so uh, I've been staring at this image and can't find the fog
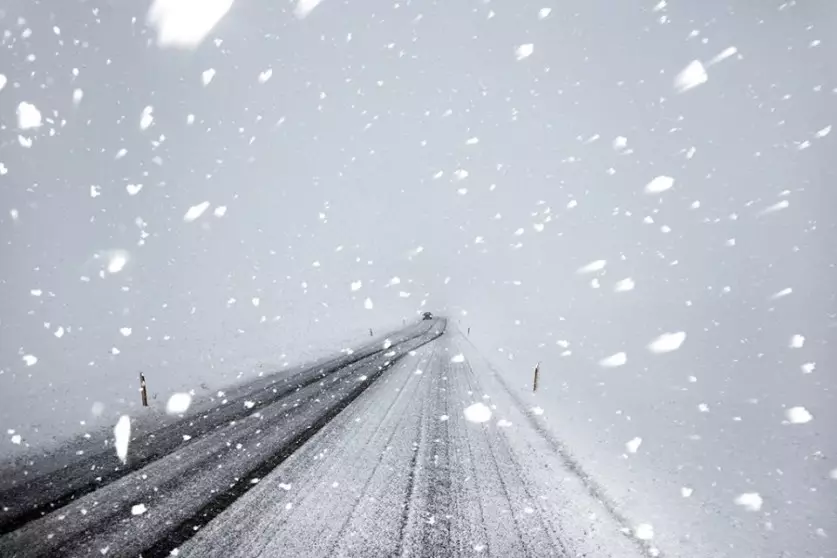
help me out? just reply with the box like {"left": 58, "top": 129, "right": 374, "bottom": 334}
{"left": 1, "top": 1, "right": 835, "bottom": 556}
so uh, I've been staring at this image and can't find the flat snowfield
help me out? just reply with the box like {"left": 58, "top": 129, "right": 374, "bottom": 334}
{"left": 0, "top": 320, "right": 646, "bottom": 557}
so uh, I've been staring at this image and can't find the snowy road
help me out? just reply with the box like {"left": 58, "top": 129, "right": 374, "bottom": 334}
{"left": 0, "top": 320, "right": 648, "bottom": 557}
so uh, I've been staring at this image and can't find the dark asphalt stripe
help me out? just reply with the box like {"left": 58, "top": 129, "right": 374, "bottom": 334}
{"left": 0, "top": 322, "right": 438, "bottom": 536}
{"left": 0, "top": 347, "right": 423, "bottom": 557}
{"left": 42, "top": 359, "right": 373, "bottom": 556}
{"left": 139, "top": 326, "right": 445, "bottom": 558}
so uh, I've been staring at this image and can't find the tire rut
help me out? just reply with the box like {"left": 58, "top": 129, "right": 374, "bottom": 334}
{"left": 0, "top": 322, "right": 446, "bottom": 558}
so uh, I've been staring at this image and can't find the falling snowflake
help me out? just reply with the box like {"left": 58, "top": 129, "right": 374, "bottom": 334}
{"left": 771, "top": 288, "right": 793, "bottom": 299}
{"left": 785, "top": 406, "right": 813, "bottom": 424}
{"left": 645, "top": 175, "right": 675, "bottom": 194}
{"left": 760, "top": 200, "right": 790, "bottom": 215}
{"left": 734, "top": 492, "right": 763, "bottom": 512}
{"left": 183, "top": 201, "right": 211, "bottom": 222}
{"left": 815, "top": 125, "right": 832, "bottom": 138}
{"left": 648, "top": 332, "right": 687, "bottom": 353}
{"left": 634, "top": 523, "right": 654, "bottom": 540}
{"left": 294, "top": 0, "right": 325, "bottom": 19}
{"left": 674, "top": 60, "right": 708, "bottom": 93}
{"left": 599, "top": 352, "right": 627, "bottom": 368}
{"left": 131, "top": 503, "right": 148, "bottom": 516}
{"left": 17, "top": 102, "right": 43, "bottom": 130}
{"left": 577, "top": 260, "right": 607, "bottom": 274}
{"left": 463, "top": 403, "right": 492, "bottom": 423}
{"left": 515, "top": 44, "right": 534, "bottom": 60}
{"left": 114, "top": 415, "right": 131, "bottom": 464}
{"left": 166, "top": 393, "right": 192, "bottom": 414}
{"left": 139, "top": 106, "right": 154, "bottom": 130}
{"left": 147, "top": 0, "right": 234, "bottom": 49}
{"left": 201, "top": 68, "right": 216, "bottom": 86}
{"left": 107, "top": 251, "right": 129, "bottom": 274}
{"left": 708, "top": 46, "right": 738, "bottom": 65}
{"left": 614, "top": 278, "right": 635, "bottom": 292}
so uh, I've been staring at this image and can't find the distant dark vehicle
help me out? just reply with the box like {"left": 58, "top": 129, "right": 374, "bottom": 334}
{"left": 422, "top": 312, "right": 433, "bottom": 320}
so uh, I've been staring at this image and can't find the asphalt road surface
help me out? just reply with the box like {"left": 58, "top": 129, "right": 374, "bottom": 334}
{"left": 0, "top": 319, "right": 649, "bottom": 557}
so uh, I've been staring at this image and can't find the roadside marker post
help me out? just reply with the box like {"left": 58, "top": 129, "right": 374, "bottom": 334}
{"left": 533, "top": 362, "right": 540, "bottom": 392}
{"left": 140, "top": 372, "right": 148, "bottom": 407}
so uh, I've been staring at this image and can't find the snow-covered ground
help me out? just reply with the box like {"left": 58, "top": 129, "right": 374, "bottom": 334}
{"left": 1, "top": 0, "right": 834, "bottom": 556}
{"left": 465, "top": 315, "right": 835, "bottom": 557}
{"left": 179, "top": 326, "right": 648, "bottom": 558}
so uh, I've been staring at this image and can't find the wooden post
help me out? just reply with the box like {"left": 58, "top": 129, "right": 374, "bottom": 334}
{"left": 533, "top": 362, "right": 540, "bottom": 392}
{"left": 140, "top": 372, "right": 148, "bottom": 407}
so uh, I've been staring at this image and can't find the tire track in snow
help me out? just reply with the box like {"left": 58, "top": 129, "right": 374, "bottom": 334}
{"left": 455, "top": 354, "right": 530, "bottom": 556}
{"left": 327, "top": 344, "right": 440, "bottom": 556}
{"left": 456, "top": 327, "right": 661, "bottom": 558}
{"left": 0, "top": 321, "right": 445, "bottom": 557}
{"left": 0, "top": 322, "right": 437, "bottom": 536}
{"left": 172, "top": 323, "right": 646, "bottom": 558}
